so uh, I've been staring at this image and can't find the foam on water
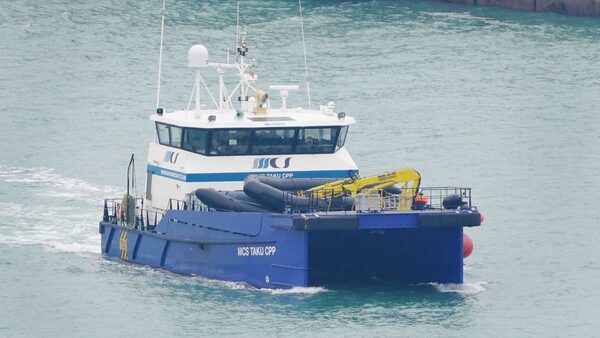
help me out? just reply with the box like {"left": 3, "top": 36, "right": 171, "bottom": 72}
{"left": 191, "top": 274, "right": 328, "bottom": 294}
{"left": 431, "top": 281, "right": 487, "bottom": 295}
{"left": 0, "top": 233, "right": 99, "bottom": 255}
{"left": 104, "top": 260, "right": 329, "bottom": 295}
{"left": 264, "top": 286, "right": 329, "bottom": 295}
{"left": 0, "top": 166, "right": 121, "bottom": 256}
{"left": 0, "top": 202, "right": 100, "bottom": 255}
{"left": 424, "top": 11, "right": 525, "bottom": 30}
{"left": 190, "top": 275, "right": 253, "bottom": 290}
{"left": 0, "top": 166, "right": 122, "bottom": 200}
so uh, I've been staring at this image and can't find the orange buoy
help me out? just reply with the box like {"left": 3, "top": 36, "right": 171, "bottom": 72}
{"left": 480, "top": 213, "right": 485, "bottom": 224}
{"left": 463, "top": 233, "right": 474, "bottom": 258}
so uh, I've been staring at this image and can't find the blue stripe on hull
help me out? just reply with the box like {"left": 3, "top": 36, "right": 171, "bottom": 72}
{"left": 147, "top": 164, "right": 359, "bottom": 182}
{"left": 99, "top": 211, "right": 464, "bottom": 288}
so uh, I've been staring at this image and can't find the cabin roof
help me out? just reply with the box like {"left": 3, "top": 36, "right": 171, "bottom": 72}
{"left": 150, "top": 108, "right": 355, "bottom": 129}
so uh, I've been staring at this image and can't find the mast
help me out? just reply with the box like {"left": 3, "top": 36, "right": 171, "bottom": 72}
{"left": 298, "top": 0, "right": 312, "bottom": 109}
{"left": 156, "top": 0, "right": 167, "bottom": 110}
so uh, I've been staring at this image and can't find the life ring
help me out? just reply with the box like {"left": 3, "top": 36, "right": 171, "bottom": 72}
{"left": 413, "top": 192, "right": 428, "bottom": 210}
{"left": 414, "top": 194, "right": 428, "bottom": 204}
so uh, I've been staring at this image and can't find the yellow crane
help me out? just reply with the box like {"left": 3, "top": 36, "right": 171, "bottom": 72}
{"left": 302, "top": 168, "right": 421, "bottom": 210}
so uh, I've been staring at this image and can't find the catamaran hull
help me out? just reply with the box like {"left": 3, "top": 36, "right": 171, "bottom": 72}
{"left": 99, "top": 210, "right": 479, "bottom": 288}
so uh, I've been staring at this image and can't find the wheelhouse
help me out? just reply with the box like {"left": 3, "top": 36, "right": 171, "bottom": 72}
{"left": 155, "top": 123, "right": 350, "bottom": 156}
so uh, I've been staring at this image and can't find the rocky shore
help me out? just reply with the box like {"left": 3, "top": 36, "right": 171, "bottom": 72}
{"left": 442, "top": 0, "right": 600, "bottom": 15}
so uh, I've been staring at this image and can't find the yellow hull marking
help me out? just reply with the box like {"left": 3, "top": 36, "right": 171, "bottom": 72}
{"left": 119, "top": 230, "right": 128, "bottom": 261}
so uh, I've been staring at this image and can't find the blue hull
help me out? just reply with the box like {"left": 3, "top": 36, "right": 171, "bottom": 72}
{"left": 100, "top": 210, "right": 479, "bottom": 288}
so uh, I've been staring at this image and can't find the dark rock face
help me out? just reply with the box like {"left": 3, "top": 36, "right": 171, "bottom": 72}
{"left": 443, "top": 0, "right": 477, "bottom": 4}
{"left": 477, "top": 0, "right": 535, "bottom": 10}
{"left": 537, "top": 0, "right": 600, "bottom": 15}
{"left": 441, "top": 0, "right": 600, "bottom": 15}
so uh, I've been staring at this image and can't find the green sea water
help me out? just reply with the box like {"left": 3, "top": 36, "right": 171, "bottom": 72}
{"left": 1, "top": 0, "right": 600, "bottom": 336}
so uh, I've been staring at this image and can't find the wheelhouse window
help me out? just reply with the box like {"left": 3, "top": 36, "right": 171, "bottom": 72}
{"left": 170, "top": 126, "right": 182, "bottom": 148}
{"left": 296, "top": 127, "right": 339, "bottom": 154}
{"left": 210, "top": 129, "right": 251, "bottom": 155}
{"left": 156, "top": 123, "right": 183, "bottom": 148}
{"left": 156, "top": 123, "right": 170, "bottom": 146}
{"left": 336, "top": 126, "right": 349, "bottom": 150}
{"left": 252, "top": 128, "right": 296, "bottom": 155}
{"left": 158, "top": 124, "right": 347, "bottom": 156}
{"left": 182, "top": 128, "right": 208, "bottom": 154}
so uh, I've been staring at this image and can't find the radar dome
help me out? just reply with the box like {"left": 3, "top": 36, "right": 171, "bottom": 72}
{"left": 188, "top": 44, "right": 208, "bottom": 68}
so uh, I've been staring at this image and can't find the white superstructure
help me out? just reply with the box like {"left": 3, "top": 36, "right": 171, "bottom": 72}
{"left": 145, "top": 34, "right": 358, "bottom": 210}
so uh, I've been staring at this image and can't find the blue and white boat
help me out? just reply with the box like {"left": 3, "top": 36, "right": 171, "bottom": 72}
{"left": 99, "top": 28, "right": 483, "bottom": 289}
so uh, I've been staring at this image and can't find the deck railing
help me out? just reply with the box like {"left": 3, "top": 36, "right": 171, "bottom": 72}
{"left": 102, "top": 187, "right": 475, "bottom": 224}
{"left": 103, "top": 197, "right": 164, "bottom": 231}
{"left": 168, "top": 198, "right": 209, "bottom": 212}
{"left": 419, "top": 187, "right": 472, "bottom": 210}
{"left": 281, "top": 186, "right": 474, "bottom": 214}
{"left": 282, "top": 188, "right": 353, "bottom": 214}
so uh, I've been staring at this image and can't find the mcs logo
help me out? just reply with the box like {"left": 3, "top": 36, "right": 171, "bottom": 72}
{"left": 253, "top": 157, "right": 291, "bottom": 169}
{"left": 163, "top": 150, "right": 179, "bottom": 164}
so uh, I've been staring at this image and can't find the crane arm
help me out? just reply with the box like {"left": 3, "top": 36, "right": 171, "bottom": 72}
{"left": 305, "top": 168, "right": 421, "bottom": 199}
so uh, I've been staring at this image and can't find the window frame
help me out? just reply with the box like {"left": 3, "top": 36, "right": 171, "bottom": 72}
{"left": 156, "top": 123, "right": 347, "bottom": 156}
{"left": 170, "top": 125, "right": 183, "bottom": 148}
{"left": 156, "top": 122, "right": 170, "bottom": 146}
{"left": 294, "top": 126, "right": 341, "bottom": 155}
{"left": 336, "top": 125, "right": 349, "bottom": 150}
{"left": 248, "top": 127, "right": 299, "bottom": 155}
{"left": 181, "top": 127, "right": 209, "bottom": 155}
{"left": 207, "top": 128, "right": 253, "bottom": 155}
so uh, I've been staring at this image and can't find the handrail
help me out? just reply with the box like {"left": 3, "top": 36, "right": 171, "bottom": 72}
{"left": 102, "top": 187, "right": 475, "bottom": 229}
{"left": 168, "top": 197, "right": 209, "bottom": 211}
{"left": 103, "top": 197, "right": 164, "bottom": 231}
{"left": 283, "top": 186, "right": 474, "bottom": 214}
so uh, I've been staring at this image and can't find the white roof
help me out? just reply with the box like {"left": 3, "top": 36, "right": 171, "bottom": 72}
{"left": 150, "top": 108, "right": 355, "bottom": 129}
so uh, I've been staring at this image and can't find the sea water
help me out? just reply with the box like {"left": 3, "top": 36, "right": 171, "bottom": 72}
{"left": 1, "top": 0, "right": 600, "bottom": 336}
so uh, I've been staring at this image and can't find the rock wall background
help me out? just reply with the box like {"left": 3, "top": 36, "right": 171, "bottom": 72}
{"left": 442, "top": 0, "right": 600, "bottom": 15}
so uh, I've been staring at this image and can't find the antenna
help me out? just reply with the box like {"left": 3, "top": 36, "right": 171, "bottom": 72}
{"left": 156, "top": 0, "right": 167, "bottom": 109}
{"left": 299, "top": 0, "right": 312, "bottom": 109}
{"left": 236, "top": 2, "right": 240, "bottom": 54}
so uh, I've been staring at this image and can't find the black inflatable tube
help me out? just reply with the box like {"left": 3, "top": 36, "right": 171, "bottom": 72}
{"left": 222, "top": 190, "right": 263, "bottom": 205}
{"left": 195, "top": 176, "right": 354, "bottom": 213}
{"left": 243, "top": 175, "right": 353, "bottom": 213}
{"left": 246, "top": 176, "right": 338, "bottom": 191}
{"left": 195, "top": 188, "right": 270, "bottom": 212}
